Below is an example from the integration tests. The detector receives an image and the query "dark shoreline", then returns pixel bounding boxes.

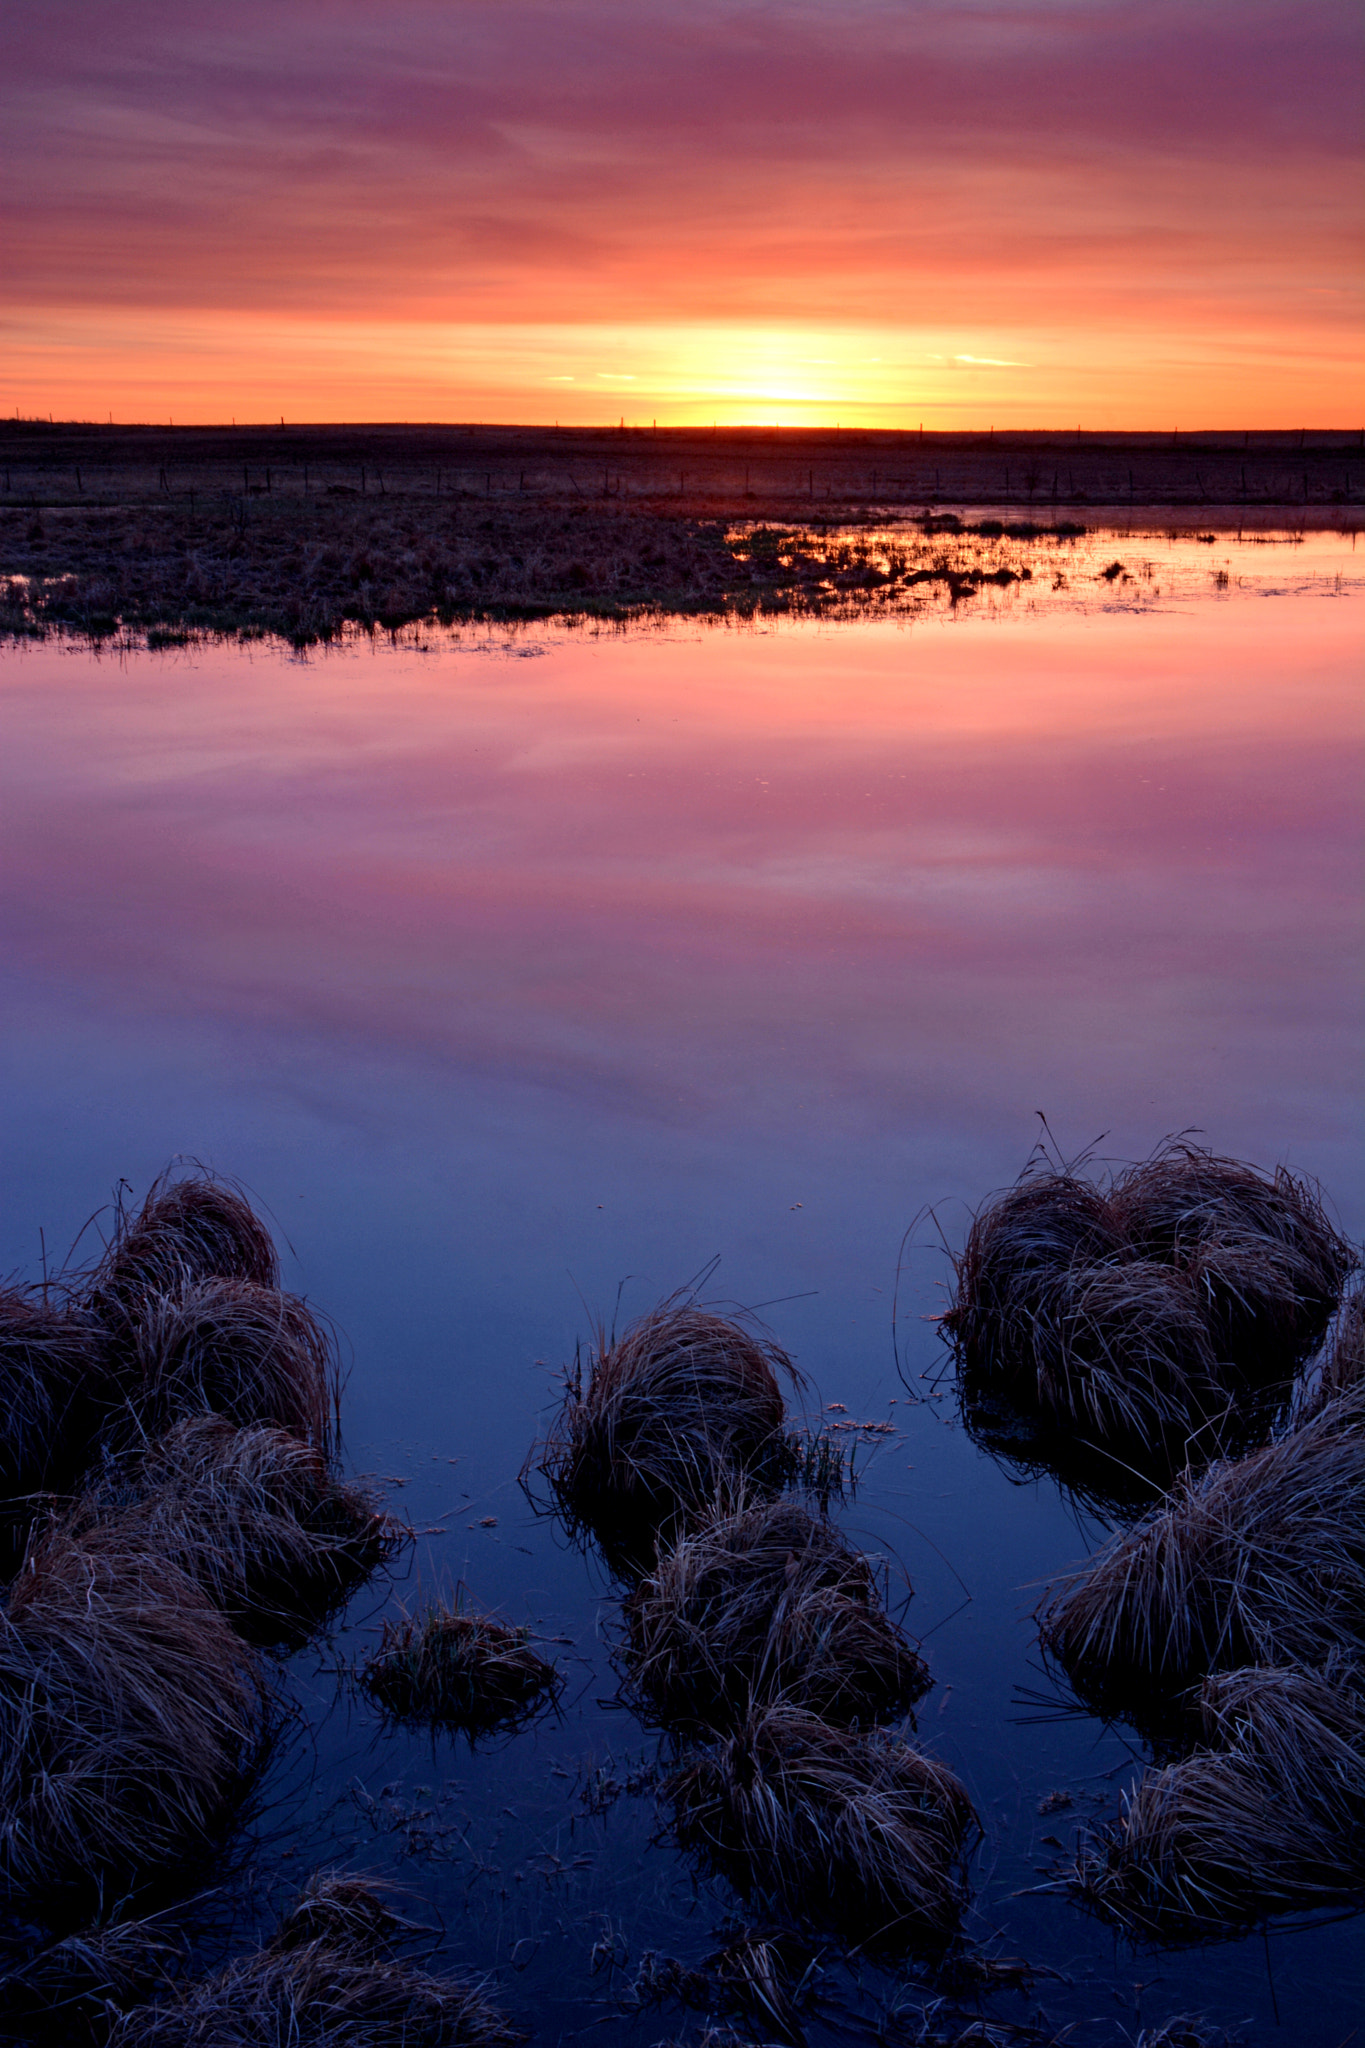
[2,421,1359,647]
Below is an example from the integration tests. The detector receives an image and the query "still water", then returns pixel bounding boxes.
[1,528,1362,2042]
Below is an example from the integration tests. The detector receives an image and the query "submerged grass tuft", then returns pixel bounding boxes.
[771,1425,855,1510]
[619,1498,930,1735]
[360,1602,561,1733]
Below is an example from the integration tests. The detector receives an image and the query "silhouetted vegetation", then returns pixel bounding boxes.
[0,1172,400,1938]
[663,1704,979,1958]
[111,1871,524,2046]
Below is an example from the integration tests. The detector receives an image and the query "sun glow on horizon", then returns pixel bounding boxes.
[6,311,1359,431]
[4,1,1359,430]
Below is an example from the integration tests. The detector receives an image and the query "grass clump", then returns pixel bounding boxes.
[107,1279,337,1454]
[1299,1280,1365,1418]
[0,1907,178,2042]
[79,1172,336,1453]
[73,1417,399,1649]
[359,1603,561,1733]
[532,1303,795,1572]
[619,1499,930,1735]
[1070,1665,1365,1944]
[942,1142,1355,1501]
[0,1291,114,1572]
[0,1522,266,1913]
[89,1172,279,1316]
[1037,1395,1365,1723]
[111,1870,524,2046]
[663,1704,978,1957]
[1111,1147,1352,1374]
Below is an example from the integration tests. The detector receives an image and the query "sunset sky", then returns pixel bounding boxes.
[5,0,1361,427]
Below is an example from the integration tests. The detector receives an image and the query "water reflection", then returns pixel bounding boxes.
[0,529,1361,2042]
[1,532,1359,1157]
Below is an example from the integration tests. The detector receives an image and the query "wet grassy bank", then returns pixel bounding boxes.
[1,421,1359,646]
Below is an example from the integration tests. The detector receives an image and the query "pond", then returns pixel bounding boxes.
[1,525,1361,2043]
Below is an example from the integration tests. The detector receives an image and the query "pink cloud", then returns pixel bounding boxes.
[2,1,1359,385]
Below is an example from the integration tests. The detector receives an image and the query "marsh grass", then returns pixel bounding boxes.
[771,1426,855,1511]
[1299,1281,1365,1418]
[359,1602,561,1733]
[0,1290,114,1571]
[90,1173,279,1315]
[1111,1149,1353,1377]
[663,1705,978,1957]
[78,1172,337,1454]
[73,1417,400,1649]
[622,1926,817,2045]
[105,1279,338,1455]
[619,1499,930,1735]
[0,1523,268,1913]
[1037,1395,1365,1724]
[0,1906,178,2041]
[531,1303,796,1574]
[1070,1665,1365,1944]
[943,1143,1356,1500]
[111,1870,524,2047]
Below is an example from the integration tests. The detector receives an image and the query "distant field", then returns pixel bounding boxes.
[2,421,1359,645]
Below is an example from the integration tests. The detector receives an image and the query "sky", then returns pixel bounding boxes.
[3,0,1362,426]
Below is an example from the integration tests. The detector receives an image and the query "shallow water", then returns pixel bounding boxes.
[1,527,1362,2042]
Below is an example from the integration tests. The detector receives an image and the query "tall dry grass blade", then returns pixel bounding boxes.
[619,1499,930,1734]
